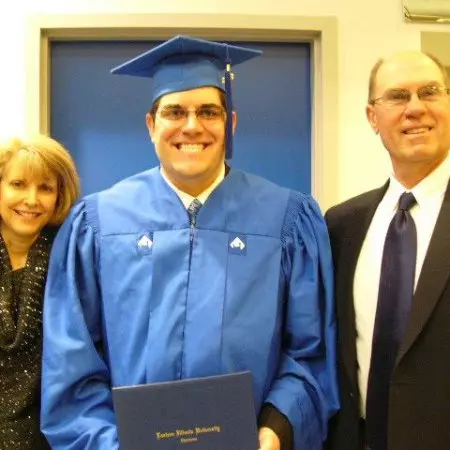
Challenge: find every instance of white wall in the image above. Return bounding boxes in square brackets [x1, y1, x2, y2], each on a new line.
[2, 0, 450, 206]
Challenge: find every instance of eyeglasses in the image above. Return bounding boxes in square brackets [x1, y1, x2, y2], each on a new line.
[369, 85, 450, 108]
[157, 105, 226, 124]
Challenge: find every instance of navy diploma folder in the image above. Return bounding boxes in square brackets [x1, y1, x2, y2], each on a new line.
[112, 371, 259, 450]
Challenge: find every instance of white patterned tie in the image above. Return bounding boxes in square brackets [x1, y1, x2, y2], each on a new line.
[187, 199, 202, 227]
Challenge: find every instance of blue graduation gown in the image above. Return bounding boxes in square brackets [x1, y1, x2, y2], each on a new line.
[41, 168, 338, 449]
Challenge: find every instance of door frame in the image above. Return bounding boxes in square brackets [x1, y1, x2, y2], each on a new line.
[26, 13, 338, 210]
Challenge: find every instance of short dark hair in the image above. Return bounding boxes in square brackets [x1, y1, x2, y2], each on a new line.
[149, 88, 227, 119]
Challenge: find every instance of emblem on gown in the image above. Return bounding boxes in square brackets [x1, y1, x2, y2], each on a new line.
[229, 234, 247, 255]
[136, 234, 153, 255]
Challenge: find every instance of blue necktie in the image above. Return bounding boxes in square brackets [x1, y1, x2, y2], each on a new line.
[366, 192, 417, 450]
[187, 199, 202, 227]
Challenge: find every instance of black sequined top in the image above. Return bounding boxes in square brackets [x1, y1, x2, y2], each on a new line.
[0, 231, 54, 450]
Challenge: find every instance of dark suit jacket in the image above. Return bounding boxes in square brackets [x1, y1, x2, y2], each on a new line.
[325, 180, 450, 450]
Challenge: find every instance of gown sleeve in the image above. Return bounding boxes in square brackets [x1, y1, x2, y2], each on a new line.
[41, 200, 119, 450]
[264, 191, 339, 450]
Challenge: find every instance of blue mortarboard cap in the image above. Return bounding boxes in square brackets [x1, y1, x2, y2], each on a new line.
[111, 35, 262, 159]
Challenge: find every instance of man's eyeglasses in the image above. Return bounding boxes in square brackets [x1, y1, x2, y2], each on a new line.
[369, 85, 450, 108]
[157, 105, 226, 124]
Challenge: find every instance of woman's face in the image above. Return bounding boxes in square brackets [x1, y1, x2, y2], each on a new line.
[0, 155, 58, 243]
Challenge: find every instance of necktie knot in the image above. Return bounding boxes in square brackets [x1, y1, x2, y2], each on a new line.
[398, 192, 416, 212]
[187, 199, 202, 226]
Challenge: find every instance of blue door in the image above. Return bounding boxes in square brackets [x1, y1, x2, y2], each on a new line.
[50, 40, 311, 196]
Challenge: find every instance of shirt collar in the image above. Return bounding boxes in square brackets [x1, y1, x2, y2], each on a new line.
[160, 164, 226, 209]
[386, 152, 450, 211]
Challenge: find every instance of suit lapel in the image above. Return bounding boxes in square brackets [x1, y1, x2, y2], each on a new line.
[397, 180, 450, 362]
[337, 184, 389, 392]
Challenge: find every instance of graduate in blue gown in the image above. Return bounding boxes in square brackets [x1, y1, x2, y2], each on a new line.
[41, 35, 339, 450]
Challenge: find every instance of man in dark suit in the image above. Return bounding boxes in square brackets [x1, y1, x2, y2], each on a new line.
[325, 51, 450, 450]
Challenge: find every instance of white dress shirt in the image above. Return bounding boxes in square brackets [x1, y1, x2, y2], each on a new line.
[160, 164, 226, 209]
[354, 154, 450, 417]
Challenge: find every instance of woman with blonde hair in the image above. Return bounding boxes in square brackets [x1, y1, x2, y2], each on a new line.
[0, 134, 79, 449]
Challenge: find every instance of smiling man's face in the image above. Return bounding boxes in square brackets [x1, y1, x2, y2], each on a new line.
[366, 52, 450, 183]
[147, 86, 236, 196]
